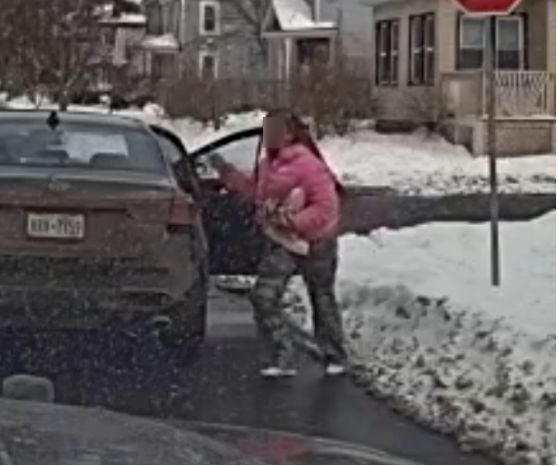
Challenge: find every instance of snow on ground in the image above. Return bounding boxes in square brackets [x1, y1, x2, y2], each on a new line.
[287, 213, 556, 464]
[321, 129, 556, 195]
[1, 96, 167, 124]
[169, 111, 266, 149]
[167, 112, 555, 196]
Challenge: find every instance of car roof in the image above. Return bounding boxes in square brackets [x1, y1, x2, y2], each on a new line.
[0, 109, 146, 129]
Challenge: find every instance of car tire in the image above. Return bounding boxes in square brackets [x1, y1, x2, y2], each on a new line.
[159, 265, 208, 364]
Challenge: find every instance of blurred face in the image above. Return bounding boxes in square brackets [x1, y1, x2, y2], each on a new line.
[263, 115, 292, 150]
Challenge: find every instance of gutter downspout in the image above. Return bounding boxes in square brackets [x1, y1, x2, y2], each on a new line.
[314, 0, 321, 21]
[179, 0, 187, 47]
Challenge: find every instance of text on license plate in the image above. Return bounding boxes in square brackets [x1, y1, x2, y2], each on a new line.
[26, 213, 85, 239]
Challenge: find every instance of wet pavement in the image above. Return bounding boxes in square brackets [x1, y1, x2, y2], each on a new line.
[6, 287, 492, 465]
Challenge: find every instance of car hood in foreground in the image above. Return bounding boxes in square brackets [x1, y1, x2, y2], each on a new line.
[0, 399, 412, 464]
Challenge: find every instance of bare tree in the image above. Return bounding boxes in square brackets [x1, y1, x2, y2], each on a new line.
[0, 0, 106, 109]
[222, 0, 270, 59]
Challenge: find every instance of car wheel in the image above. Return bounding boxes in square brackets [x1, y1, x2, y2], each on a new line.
[159, 267, 208, 364]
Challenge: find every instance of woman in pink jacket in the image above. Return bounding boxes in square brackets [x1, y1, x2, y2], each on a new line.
[210, 111, 347, 378]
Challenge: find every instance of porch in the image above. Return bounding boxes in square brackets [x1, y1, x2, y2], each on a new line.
[262, 0, 338, 80]
[441, 70, 555, 118]
[440, 70, 555, 155]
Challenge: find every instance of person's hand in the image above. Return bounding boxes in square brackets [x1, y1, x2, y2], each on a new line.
[270, 207, 293, 229]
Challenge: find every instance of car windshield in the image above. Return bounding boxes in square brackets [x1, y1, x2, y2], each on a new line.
[0, 120, 166, 174]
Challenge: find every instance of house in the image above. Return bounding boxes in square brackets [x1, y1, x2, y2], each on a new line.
[263, 0, 377, 79]
[139, 0, 375, 81]
[95, 0, 148, 94]
[142, 0, 269, 80]
[262, 0, 339, 79]
[369, 0, 556, 155]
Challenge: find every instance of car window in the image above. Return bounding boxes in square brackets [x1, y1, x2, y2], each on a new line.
[198, 135, 261, 179]
[0, 120, 166, 174]
[154, 130, 200, 196]
[217, 136, 260, 171]
[156, 132, 184, 164]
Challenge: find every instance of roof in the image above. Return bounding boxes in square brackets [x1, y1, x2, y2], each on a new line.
[99, 13, 147, 26]
[268, 0, 337, 32]
[0, 110, 146, 129]
[97, 1, 146, 26]
[141, 33, 179, 52]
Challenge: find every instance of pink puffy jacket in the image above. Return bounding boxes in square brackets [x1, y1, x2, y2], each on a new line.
[220, 143, 340, 242]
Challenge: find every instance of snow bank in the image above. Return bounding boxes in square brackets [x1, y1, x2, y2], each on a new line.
[289, 213, 556, 464]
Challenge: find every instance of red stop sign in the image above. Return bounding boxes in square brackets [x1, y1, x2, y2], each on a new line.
[453, 0, 522, 14]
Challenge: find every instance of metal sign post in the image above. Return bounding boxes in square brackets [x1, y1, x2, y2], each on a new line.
[453, 0, 517, 287]
[486, 15, 500, 287]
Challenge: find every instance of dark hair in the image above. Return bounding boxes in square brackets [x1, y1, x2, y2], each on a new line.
[264, 110, 344, 195]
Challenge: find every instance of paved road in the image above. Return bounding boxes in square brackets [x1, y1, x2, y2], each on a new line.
[14, 288, 491, 465]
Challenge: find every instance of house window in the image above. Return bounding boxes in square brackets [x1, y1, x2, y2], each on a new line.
[497, 17, 523, 69]
[458, 15, 524, 70]
[200, 1, 220, 35]
[199, 51, 218, 79]
[375, 19, 399, 85]
[409, 13, 435, 85]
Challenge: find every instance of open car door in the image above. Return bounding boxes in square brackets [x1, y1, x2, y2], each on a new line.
[156, 125, 266, 276]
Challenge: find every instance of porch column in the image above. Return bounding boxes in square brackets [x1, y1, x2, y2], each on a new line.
[547, 0, 555, 73]
[328, 35, 335, 66]
[285, 37, 293, 80]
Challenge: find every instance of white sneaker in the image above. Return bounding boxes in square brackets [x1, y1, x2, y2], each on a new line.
[260, 366, 298, 378]
[325, 363, 346, 376]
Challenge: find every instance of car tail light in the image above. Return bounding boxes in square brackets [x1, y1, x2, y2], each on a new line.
[126, 194, 197, 231]
[167, 194, 197, 232]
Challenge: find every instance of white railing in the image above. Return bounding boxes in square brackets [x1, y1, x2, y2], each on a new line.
[483, 71, 555, 117]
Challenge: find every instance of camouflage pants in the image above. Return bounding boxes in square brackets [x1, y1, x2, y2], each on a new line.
[250, 237, 347, 368]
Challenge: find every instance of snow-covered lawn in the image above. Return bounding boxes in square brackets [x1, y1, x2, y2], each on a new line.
[288, 213, 556, 464]
[321, 129, 556, 196]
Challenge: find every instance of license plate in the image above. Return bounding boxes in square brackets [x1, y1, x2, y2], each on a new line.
[26, 213, 85, 240]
